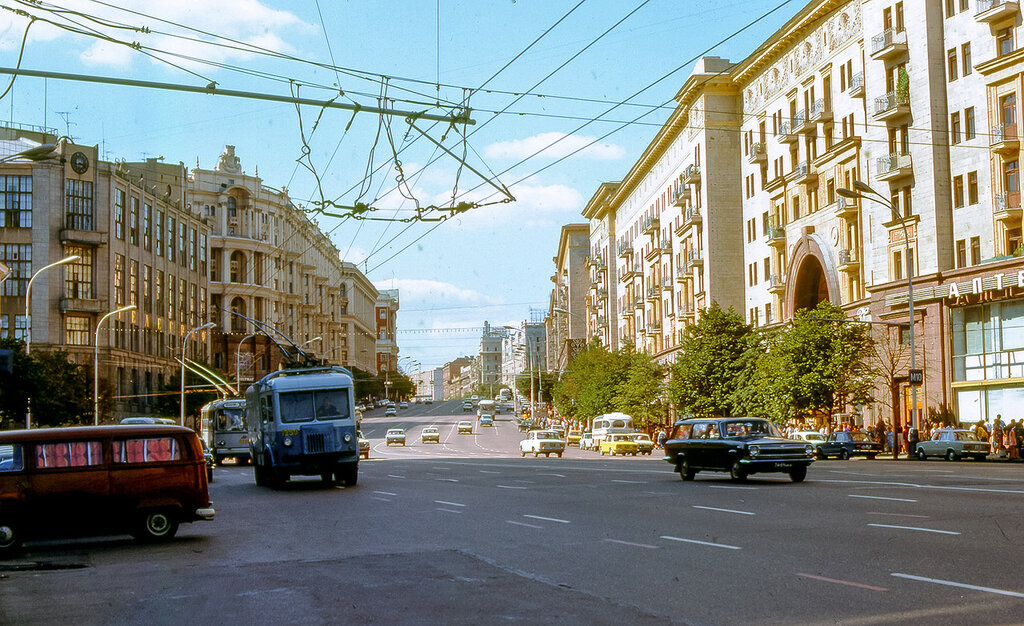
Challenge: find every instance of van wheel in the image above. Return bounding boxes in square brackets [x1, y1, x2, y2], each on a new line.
[321, 471, 335, 485]
[0, 520, 22, 557]
[134, 510, 179, 542]
[253, 459, 267, 486]
[336, 464, 358, 487]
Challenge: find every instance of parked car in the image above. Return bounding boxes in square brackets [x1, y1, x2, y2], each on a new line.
[600, 433, 639, 456]
[632, 433, 655, 455]
[421, 427, 440, 443]
[358, 430, 370, 459]
[0, 425, 215, 556]
[578, 432, 594, 450]
[790, 430, 826, 445]
[385, 429, 406, 446]
[520, 430, 565, 458]
[916, 429, 991, 461]
[816, 431, 883, 460]
[663, 417, 814, 482]
[566, 430, 582, 447]
[457, 421, 473, 434]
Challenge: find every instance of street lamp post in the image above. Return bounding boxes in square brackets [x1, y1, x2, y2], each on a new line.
[94, 305, 135, 425]
[180, 322, 216, 426]
[235, 332, 257, 395]
[25, 255, 80, 354]
[838, 181, 919, 437]
[298, 336, 322, 351]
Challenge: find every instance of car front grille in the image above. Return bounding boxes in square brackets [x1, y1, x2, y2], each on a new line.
[756, 445, 809, 459]
[306, 432, 326, 454]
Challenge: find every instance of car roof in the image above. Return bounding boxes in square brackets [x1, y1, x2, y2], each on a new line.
[0, 424, 195, 442]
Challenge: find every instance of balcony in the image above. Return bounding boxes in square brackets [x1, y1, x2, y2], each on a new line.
[621, 307, 634, 318]
[645, 322, 662, 335]
[623, 262, 640, 279]
[837, 248, 860, 272]
[662, 276, 673, 290]
[793, 109, 815, 135]
[869, 28, 908, 61]
[767, 222, 786, 248]
[59, 228, 108, 247]
[646, 286, 660, 301]
[618, 243, 632, 258]
[792, 160, 817, 187]
[672, 187, 689, 207]
[596, 287, 608, 300]
[679, 303, 695, 318]
[810, 98, 832, 124]
[873, 90, 911, 122]
[776, 120, 798, 144]
[687, 249, 703, 267]
[995, 191, 1023, 222]
[991, 123, 1020, 155]
[835, 195, 859, 218]
[661, 241, 673, 255]
[634, 296, 645, 309]
[684, 164, 701, 185]
[642, 215, 660, 234]
[60, 297, 104, 313]
[849, 72, 865, 97]
[645, 245, 661, 262]
[676, 266, 692, 283]
[683, 207, 702, 229]
[975, 0, 1019, 23]
[748, 141, 767, 164]
[876, 152, 914, 182]
[767, 273, 786, 294]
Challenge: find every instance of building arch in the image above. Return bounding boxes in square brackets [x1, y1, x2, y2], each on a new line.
[229, 250, 247, 283]
[785, 233, 840, 318]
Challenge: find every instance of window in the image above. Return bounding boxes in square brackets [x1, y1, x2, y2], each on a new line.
[956, 239, 967, 268]
[65, 316, 90, 346]
[0, 444, 23, 472]
[0, 244, 31, 297]
[155, 270, 163, 316]
[129, 260, 138, 307]
[35, 441, 103, 468]
[155, 209, 163, 256]
[968, 171, 979, 204]
[63, 246, 93, 300]
[0, 175, 32, 228]
[893, 249, 904, 281]
[947, 49, 957, 81]
[189, 228, 196, 271]
[965, 107, 976, 140]
[112, 437, 182, 463]
[114, 254, 125, 307]
[167, 274, 175, 321]
[962, 43, 972, 76]
[114, 189, 125, 240]
[129, 197, 138, 245]
[143, 265, 152, 315]
[227, 196, 237, 217]
[167, 216, 176, 262]
[970, 236, 981, 265]
[950, 112, 961, 144]
[763, 257, 770, 281]
[65, 179, 94, 231]
[953, 175, 964, 208]
[997, 28, 1014, 57]
[178, 222, 187, 265]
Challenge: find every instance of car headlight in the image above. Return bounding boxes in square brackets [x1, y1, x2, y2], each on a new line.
[283, 437, 293, 447]
[344, 433, 352, 443]
[749, 445, 760, 457]
[805, 445, 814, 456]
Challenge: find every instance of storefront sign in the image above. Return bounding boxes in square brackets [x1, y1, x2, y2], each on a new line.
[944, 270, 1024, 300]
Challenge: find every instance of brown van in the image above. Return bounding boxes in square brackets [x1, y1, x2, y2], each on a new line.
[0, 425, 214, 556]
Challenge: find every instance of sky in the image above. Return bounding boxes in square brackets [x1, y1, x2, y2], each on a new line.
[0, 0, 807, 371]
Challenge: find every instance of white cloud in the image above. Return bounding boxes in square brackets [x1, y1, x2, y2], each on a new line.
[484, 132, 625, 161]
[373, 278, 502, 306]
[445, 182, 584, 230]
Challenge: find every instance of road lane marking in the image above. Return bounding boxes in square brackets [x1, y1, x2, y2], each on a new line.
[868, 523, 960, 535]
[692, 505, 755, 516]
[506, 520, 543, 529]
[436, 478, 459, 482]
[524, 515, 570, 524]
[434, 500, 465, 507]
[661, 535, 741, 550]
[796, 573, 887, 591]
[537, 473, 565, 478]
[829, 471, 881, 476]
[891, 573, 1024, 598]
[479, 470, 501, 474]
[848, 494, 918, 502]
[612, 479, 646, 484]
[373, 491, 397, 496]
[604, 538, 659, 549]
[867, 512, 929, 518]
[818, 479, 1024, 495]
[497, 485, 527, 490]
[436, 508, 463, 514]
[386, 475, 406, 479]
[707, 485, 759, 491]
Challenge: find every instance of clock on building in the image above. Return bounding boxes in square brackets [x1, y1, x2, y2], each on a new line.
[70, 151, 89, 174]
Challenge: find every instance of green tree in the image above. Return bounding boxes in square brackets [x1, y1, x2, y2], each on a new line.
[613, 351, 666, 430]
[552, 342, 635, 420]
[0, 340, 98, 429]
[0, 339, 40, 429]
[668, 303, 755, 418]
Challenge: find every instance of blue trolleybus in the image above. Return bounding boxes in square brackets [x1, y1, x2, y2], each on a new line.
[246, 366, 359, 488]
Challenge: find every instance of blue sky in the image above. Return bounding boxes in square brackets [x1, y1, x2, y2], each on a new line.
[0, 0, 806, 370]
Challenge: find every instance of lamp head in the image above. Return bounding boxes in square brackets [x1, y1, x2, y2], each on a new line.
[853, 180, 877, 195]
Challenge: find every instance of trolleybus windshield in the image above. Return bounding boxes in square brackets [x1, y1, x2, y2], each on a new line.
[279, 389, 351, 423]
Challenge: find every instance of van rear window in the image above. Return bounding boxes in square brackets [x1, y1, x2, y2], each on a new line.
[0, 444, 23, 472]
[34, 441, 103, 468]
[113, 437, 182, 463]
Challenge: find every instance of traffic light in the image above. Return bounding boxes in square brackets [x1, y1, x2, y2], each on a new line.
[0, 349, 12, 374]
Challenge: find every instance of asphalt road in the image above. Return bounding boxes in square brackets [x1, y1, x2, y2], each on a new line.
[3, 399, 1023, 625]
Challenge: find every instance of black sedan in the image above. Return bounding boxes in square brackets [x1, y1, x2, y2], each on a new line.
[663, 417, 814, 482]
[815, 431, 882, 460]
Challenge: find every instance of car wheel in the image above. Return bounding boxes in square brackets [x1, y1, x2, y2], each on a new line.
[974, 454, 987, 462]
[557, 452, 562, 458]
[789, 465, 807, 483]
[321, 471, 335, 485]
[680, 458, 696, 481]
[0, 519, 22, 557]
[815, 448, 826, 460]
[521, 451, 526, 457]
[337, 465, 358, 487]
[946, 450, 960, 462]
[917, 448, 927, 461]
[839, 449, 850, 460]
[534, 452, 538, 457]
[730, 460, 747, 482]
[866, 454, 877, 460]
[133, 509, 179, 542]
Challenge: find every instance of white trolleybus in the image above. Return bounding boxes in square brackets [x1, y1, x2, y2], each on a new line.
[201, 398, 250, 465]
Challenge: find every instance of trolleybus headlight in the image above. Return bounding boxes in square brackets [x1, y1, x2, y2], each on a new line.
[283, 437, 293, 447]
[749, 445, 760, 457]
[343, 433, 352, 443]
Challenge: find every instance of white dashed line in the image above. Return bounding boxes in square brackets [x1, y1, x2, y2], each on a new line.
[868, 523, 960, 535]
[506, 520, 543, 529]
[707, 485, 759, 490]
[693, 505, 755, 516]
[612, 479, 645, 484]
[661, 535, 741, 550]
[604, 538, 659, 549]
[436, 508, 463, 514]
[867, 512, 929, 518]
[373, 491, 397, 496]
[479, 470, 501, 474]
[523, 515, 570, 524]
[892, 573, 1024, 598]
[370, 497, 390, 502]
[537, 473, 565, 478]
[434, 500, 465, 507]
[436, 478, 459, 483]
[849, 494, 917, 502]
[386, 475, 405, 479]
[497, 485, 527, 490]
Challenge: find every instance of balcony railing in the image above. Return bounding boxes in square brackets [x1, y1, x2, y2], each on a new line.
[838, 248, 859, 267]
[777, 120, 797, 143]
[684, 164, 701, 184]
[975, 0, 1020, 23]
[873, 90, 910, 119]
[995, 191, 1022, 221]
[849, 72, 864, 97]
[870, 28, 908, 59]
[793, 109, 811, 133]
[748, 141, 767, 163]
[876, 152, 913, 180]
[793, 160, 816, 186]
[991, 123, 1020, 154]
[810, 98, 831, 123]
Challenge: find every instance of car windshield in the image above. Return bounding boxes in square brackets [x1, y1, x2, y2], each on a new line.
[850, 432, 871, 442]
[721, 420, 782, 438]
[388, 430, 403, 435]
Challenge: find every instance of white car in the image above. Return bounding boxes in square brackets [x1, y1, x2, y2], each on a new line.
[385, 428, 406, 446]
[421, 426, 440, 443]
[479, 416, 494, 427]
[399, 401, 409, 409]
[791, 430, 826, 444]
[457, 421, 473, 434]
[520, 430, 565, 458]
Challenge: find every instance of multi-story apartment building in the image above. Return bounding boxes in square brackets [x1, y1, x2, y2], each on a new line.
[500, 320, 546, 399]
[375, 289, 399, 375]
[582, 183, 620, 350]
[477, 321, 506, 394]
[0, 126, 212, 422]
[546, 224, 589, 373]
[580, 0, 1024, 427]
[443, 356, 471, 400]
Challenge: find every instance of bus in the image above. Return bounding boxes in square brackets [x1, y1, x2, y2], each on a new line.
[246, 366, 359, 488]
[592, 412, 634, 448]
[200, 398, 249, 465]
[477, 399, 496, 419]
[498, 388, 511, 402]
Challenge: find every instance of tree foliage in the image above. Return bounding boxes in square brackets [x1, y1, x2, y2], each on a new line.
[553, 342, 664, 426]
[0, 339, 95, 428]
[612, 351, 666, 430]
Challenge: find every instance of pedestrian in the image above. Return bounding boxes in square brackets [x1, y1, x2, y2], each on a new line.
[1007, 420, 1020, 461]
[656, 428, 667, 449]
[908, 427, 920, 458]
[992, 419, 1005, 456]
